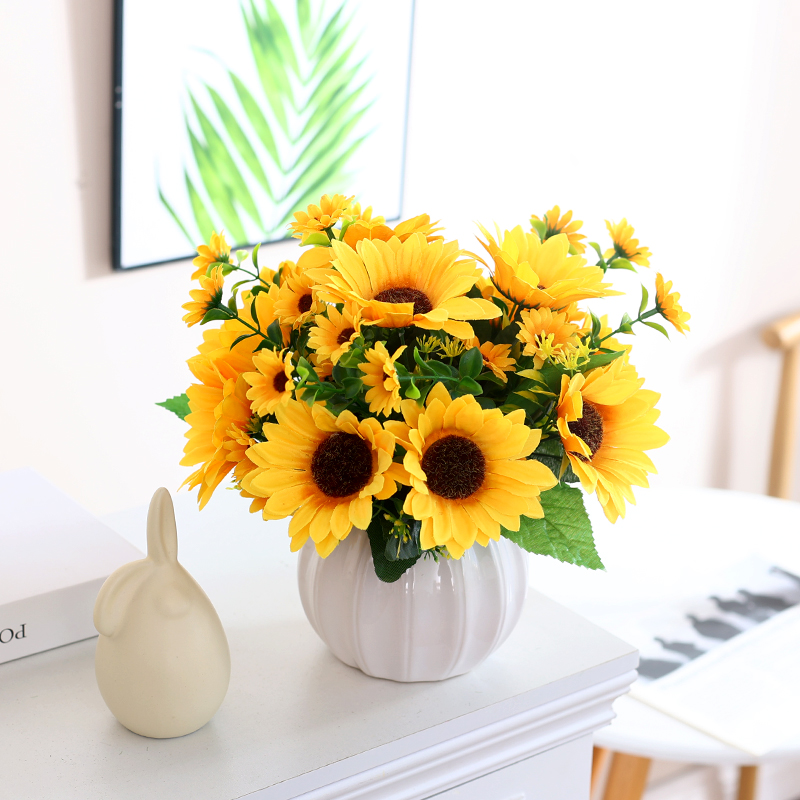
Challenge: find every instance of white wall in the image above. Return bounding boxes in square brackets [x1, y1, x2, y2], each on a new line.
[2, 0, 800, 516]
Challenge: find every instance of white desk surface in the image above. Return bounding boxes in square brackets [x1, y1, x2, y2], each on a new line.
[1, 491, 636, 800]
[529, 486, 800, 764]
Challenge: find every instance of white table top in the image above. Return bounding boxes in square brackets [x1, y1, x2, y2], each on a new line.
[529, 486, 800, 764]
[0, 491, 636, 800]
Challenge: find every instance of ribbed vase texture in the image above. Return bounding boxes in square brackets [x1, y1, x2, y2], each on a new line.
[297, 529, 528, 682]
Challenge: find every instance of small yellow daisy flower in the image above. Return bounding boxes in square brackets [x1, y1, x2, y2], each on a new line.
[478, 341, 516, 382]
[517, 308, 582, 368]
[531, 206, 586, 254]
[273, 267, 325, 328]
[307, 304, 363, 364]
[182, 266, 224, 327]
[289, 194, 354, 238]
[191, 231, 230, 280]
[243, 349, 295, 416]
[655, 273, 691, 334]
[604, 219, 652, 267]
[359, 341, 406, 416]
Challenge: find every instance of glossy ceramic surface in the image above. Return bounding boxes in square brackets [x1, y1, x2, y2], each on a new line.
[297, 528, 528, 682]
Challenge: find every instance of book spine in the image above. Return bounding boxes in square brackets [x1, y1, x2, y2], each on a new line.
[0, 578, 106, 665]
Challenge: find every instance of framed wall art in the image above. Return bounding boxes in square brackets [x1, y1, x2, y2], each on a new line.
[112, 0, 415, 269]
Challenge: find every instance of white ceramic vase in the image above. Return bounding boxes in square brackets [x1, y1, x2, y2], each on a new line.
[297, 528, 528, 682]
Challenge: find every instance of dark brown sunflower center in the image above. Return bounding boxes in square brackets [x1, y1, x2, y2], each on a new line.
[272, 372, 289, 393]
[373, 287, 433, 315]
[568, 401, 604, 459]
[311, 432, 373, 498]
[298, 293, 313, 314]
[421, 435, 486, 500]
[336, 327, 356, 345]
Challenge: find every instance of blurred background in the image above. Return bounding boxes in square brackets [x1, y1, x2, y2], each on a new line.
[1, 0, 800, 517]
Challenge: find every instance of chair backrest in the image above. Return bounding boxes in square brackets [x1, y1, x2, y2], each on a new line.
[762, 311, 800, 498]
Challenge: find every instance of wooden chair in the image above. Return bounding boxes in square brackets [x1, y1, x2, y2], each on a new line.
[590, 311, 800, 800]
[763, 310, 800, 500]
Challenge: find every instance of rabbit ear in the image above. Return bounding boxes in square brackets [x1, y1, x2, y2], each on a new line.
[147, 488, 179, 564]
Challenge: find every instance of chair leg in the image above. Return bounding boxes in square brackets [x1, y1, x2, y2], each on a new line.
[591, 747, 611, 796]
[737, 765, 759, 800]
[601, 752, 652, 800]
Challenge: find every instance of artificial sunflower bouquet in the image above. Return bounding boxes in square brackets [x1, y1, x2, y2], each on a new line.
[161, 195, 690, 581]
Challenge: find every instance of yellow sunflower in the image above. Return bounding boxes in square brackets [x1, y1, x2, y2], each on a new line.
[462, 337, 516, 382]
[531, 206, 586, 254]
[244, 349, 294, 415]
[181, 371, 253, 509]
[604, 219, 652, 267]
[477, 226, 618, 311]
[517, 308, 582, 368]
[182, 266, 224, 327]
[341, 204, 393, 247]
[273, 265, 325, 328]
[385, 384, 557, 558]
[392, 213, 444, 242]
[310, 234, 501, 339]
[295, 246, 333, 273]
[289, 194, 354, 239]
[307, 304, 363, 364]
[191, 231, 230, 280]
[242, 402, 402, 556]
[358, 341, 406, 416]
[556, 358, 669, 523]
[655, 273, 691, 334]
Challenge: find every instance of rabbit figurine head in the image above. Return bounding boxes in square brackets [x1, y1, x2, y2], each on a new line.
[94, 488, 230, 738]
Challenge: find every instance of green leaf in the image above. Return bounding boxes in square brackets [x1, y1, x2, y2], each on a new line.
[609, 257, 636, 272]
[618, 312, 634, 334]
[581, 348, 625, 372]
[282, 133, 368, 208]
[301, 232, 330, 246]
[156, 393, 191, 421]
[244, 0, 291, 133]
[459, 347, 483, 379]
[230, 332, 257, 349]
[639, 284, 649, 316]
[184, 172, 215, 242]
[501, 484, 604, 570]
[455, 376, 482, 396]
[384, 520, 421, 562]
[190, 93, 264, 229]
[158, 185, 194, 245]
[297, 0, 313, 51]
[530, 437, 579, 484]
[493, 321, 521, 346]
[251, 242, 261, 270]
[207, 86, 274, 201]
[404, 379, 421, 399]
[188, 128, 247, 243]
[530, 218, 546, 239]
[341, 377, 363, 398]
[267, 318, 283, 346]
[367, 515, 419, 583]
[228, 72, 281, 167]
[644, 320, 670, 338]
[201, 307, 230, 324]
[590, 312, 602, 339]
[264, 0, 301, 78]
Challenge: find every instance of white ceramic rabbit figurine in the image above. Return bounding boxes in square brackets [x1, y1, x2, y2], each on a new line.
[94, 488, 230, 738]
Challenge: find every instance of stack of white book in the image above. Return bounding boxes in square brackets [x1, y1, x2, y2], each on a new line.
[0, 468, 142, 665]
